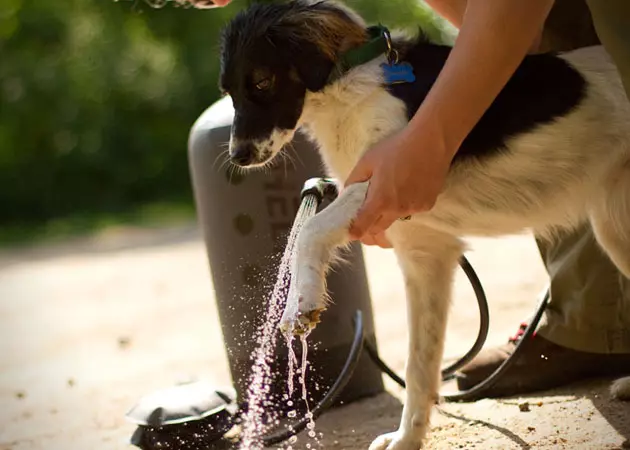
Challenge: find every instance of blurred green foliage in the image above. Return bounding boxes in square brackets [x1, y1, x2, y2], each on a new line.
[0, 0, 450, 243]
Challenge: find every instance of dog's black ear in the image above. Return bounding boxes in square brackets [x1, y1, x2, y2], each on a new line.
[290, 40, 335, 92]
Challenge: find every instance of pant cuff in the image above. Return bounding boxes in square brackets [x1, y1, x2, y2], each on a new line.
[537, 311, 630, 354]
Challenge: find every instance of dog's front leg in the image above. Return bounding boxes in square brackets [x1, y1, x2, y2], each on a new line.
[280, 181, 369, 334]
[370, 227, 463, 450]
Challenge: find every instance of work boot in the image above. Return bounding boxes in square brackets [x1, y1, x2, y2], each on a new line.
[455, 322, 630, 398]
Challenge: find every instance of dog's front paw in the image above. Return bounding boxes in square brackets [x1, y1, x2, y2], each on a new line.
[279, 300, 324, 336]
[368, 431, 423, 450]
[279, 278, 327, 336]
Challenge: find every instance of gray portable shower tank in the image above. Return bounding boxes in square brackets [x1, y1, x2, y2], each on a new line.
[187, 96, 384, 412]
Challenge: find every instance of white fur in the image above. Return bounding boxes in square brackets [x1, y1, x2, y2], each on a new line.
[230, 128, 294, 168]
[272, 43, 630, 450]
[611, 376, 630, 400]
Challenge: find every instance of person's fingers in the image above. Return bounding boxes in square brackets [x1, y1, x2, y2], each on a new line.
[360, 231, 393, 249]
[366, 210, 399, 237]
[348, 194, 384, 240]
[360, 234, 378, 246]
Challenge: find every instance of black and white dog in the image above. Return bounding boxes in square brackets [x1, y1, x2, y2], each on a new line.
[219, 1, 630, 448]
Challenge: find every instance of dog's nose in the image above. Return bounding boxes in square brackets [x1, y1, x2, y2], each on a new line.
[230, 142, 256, 166]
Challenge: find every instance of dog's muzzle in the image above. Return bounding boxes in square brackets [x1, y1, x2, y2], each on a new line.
[229, 141, 257, 166]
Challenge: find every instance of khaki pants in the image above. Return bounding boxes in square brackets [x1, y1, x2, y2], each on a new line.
[536, 0, 630, 353]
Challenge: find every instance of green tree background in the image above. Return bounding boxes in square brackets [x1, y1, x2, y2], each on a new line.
[0, 0, 452, 244]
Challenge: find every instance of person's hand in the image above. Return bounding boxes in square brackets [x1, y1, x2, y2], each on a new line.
[343, 124, 453, 247]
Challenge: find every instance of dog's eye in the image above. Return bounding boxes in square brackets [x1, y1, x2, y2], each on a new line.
[255, 78, 272, 91]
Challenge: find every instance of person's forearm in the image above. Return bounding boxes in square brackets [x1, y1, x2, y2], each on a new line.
[407, 0, 554, 158]
[424, 0, 467, 28]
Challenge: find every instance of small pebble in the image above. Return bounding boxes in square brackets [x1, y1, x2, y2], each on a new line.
[527, 426, 536, 432]
[15, 391, 26, 400]
[67, 378, 76, 388]
[518, 402, 530, 412]
[118, 336, 132, 349]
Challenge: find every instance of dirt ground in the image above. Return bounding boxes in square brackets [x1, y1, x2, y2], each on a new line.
[1, 223, 629, 450]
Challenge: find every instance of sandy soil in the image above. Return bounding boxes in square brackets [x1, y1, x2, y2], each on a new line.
[0, 223, 628, 450]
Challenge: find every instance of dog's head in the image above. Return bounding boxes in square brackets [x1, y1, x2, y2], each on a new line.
[219, 0, 367, 167]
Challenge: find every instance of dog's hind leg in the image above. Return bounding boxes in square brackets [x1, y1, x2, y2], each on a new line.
[369, 226, 463, 450]
[589, 162, 630, 279]
[590, 163, 630, 402]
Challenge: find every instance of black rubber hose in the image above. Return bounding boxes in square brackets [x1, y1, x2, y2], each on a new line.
[441, 256, 490, 378]
[364, 288, 550, 402]
[442, 288, 549, 402]
[364, 339, 406, 388]
[363, 254, 490, 389]
[262, 310, 366, 447]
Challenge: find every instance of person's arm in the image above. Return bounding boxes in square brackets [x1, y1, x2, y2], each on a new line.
[411, 0, 553, 157]
[424, 0, 467, 29]
[344, 0, 554, 244]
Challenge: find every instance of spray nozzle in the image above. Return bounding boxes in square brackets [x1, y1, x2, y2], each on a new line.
[300, 177, 339, 205]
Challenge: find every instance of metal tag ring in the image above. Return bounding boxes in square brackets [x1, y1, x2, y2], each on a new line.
[382, 28, 399, 65]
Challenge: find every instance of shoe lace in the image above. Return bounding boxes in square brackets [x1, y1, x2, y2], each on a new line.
[508, 322, 536, 344]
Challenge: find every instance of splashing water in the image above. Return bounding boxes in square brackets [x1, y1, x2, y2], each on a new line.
[299, 333, 319, 445]
[299, 333, 310, 402]
[238, 194, 318, 450]
[284, 329, 320, 448]
[286, 334, 298, 397]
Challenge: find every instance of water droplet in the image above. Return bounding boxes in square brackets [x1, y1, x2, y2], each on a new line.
[287, 410, 297, 418]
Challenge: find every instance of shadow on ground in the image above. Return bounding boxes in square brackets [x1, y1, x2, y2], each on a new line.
[590, 381, 630, 448]
[296, 392, 404, 449]
[289, 375, 630, 449]
[506, 376, 630, 447]
[447, 376, 630, 449]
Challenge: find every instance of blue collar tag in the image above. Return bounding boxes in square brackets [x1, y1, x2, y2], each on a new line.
[381, 61, 416, 85]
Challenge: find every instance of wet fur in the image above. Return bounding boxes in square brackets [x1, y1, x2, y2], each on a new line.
[220, 1, 630, 448]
